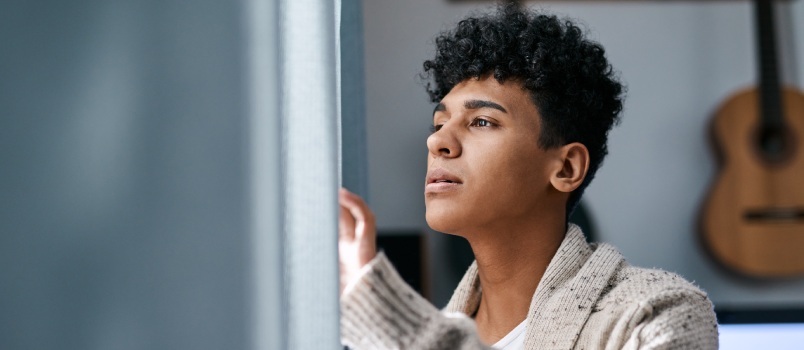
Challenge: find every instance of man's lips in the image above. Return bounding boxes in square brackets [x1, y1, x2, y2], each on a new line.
[425, 168, 462, 193]
[426, 168, 462, 185]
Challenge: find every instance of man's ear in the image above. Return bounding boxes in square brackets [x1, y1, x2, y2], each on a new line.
[549, 142, 590, 193]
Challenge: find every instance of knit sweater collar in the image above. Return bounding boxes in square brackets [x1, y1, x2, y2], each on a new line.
[444, 224, 590, 315]
[444, 223, 625, 349]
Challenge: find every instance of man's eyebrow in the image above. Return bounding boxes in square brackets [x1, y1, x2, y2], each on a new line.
[465, 99, 507, 113]
[433, 103, 446, 115]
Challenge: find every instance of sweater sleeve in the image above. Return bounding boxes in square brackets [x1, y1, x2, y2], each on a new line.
[620, 287, 719, 350]
[340, 252, 491, 350]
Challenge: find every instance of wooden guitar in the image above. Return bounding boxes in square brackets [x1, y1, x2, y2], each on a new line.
[702, 0, 804, 277]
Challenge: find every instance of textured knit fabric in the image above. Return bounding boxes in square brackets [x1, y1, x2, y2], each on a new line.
[340, 224, 719, 349]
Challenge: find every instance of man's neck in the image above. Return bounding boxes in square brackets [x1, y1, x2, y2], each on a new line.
[466, 216, 566, 345]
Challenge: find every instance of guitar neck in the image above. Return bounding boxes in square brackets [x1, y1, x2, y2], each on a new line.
[755, 0, 785, 130]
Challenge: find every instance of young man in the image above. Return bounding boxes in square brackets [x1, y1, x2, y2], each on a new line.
[339, 5, 718, 349]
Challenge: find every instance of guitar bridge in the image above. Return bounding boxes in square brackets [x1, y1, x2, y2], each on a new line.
[744, 208, 804, 222]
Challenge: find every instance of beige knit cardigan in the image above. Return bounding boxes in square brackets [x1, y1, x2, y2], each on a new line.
[341, 224, 719, 349]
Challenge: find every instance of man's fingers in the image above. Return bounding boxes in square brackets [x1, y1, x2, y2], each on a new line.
[339, 188, 376, 241]
[339, 188, 378, 268]
[339, 205, 356, 240]
[339, 188, 374, 225]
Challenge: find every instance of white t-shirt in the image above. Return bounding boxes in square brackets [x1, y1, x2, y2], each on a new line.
[492, 320, 527, 350]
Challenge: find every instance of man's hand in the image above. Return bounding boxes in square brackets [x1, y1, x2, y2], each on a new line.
[339, 188, 377, 294]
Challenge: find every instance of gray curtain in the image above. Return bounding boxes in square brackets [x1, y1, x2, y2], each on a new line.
[280, 0, 341, 348]
[0, 0, 358, 348]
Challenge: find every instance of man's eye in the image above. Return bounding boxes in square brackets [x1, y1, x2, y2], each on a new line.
[471, 118, 492, 127]
[430, 124, 443, 133]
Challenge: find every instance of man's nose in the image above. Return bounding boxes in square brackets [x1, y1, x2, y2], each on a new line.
[426, 122, 461, 158]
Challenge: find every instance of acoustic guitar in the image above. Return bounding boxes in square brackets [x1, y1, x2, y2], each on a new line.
[702, 0, 804, 277]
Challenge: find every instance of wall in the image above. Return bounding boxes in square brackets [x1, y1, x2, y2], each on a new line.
[362, 0, 804, 307]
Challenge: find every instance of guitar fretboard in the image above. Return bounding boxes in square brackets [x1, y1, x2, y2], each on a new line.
[756, 0, 785, 130]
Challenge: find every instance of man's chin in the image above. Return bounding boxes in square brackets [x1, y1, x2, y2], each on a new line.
[425, 210, 463, 234]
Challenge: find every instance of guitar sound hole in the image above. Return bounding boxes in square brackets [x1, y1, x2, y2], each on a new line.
[754, 126, 796, 164]
[744, 208, 804, 222]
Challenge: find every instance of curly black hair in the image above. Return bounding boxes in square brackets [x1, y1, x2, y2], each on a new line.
[422, 4, 625, 216]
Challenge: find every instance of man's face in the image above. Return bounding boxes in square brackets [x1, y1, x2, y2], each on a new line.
[425, 75, 559, 235]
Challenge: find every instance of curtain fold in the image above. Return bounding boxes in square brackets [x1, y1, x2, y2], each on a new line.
[280, 0, 342, 348]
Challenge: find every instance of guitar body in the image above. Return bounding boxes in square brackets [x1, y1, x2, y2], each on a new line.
[702, 87, 804, 277]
